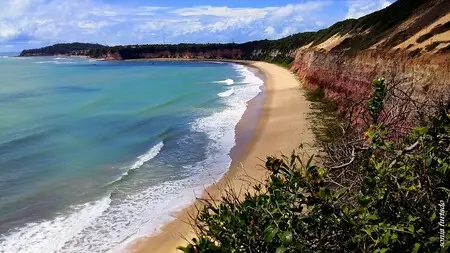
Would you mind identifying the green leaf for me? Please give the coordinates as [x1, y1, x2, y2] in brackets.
[364, 176, 377, 189]
[381, 230, 391, 244]
[318, 187, 331, 200]
[428, 236, 439, 243]
[275, 247, 288, 253]
[408, 215, 418, 222]
[279, 231, 293, 245]
[359, 195, 371, 206]
[367, 214, 378, 220]
[412, 243, 421, 253]
[361, 228, 372, 237]
[391, 233, 398, 241]
[437, 187, 450, 195]
[306, 155, 315, 168]
[333, 187, 348, 199]
[430, 212, 436, 222]
[264, 225, 279, 243]
[413, 127, 428, 136]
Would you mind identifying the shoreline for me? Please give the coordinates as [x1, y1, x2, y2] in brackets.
[129, 61, 315, 253]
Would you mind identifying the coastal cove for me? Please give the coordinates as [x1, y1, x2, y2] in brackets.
[4, 0, 450, 251]
[0, 57, 275, 253]
[130, 61, 315, 253]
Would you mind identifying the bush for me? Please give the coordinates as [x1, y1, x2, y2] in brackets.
[178, 79, 450, 253]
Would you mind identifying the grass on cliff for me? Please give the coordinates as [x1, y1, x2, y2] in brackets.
[417, 20, 450, 44]
[304, 88, 343, 144]
[177, 79, 450, 253]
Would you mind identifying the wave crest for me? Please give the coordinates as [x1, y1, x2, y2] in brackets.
[215, 79, 234, 85]
[217, 88, 234, 98]
[106, 141, 164, 186]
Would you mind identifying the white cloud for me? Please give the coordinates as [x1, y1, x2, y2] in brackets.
[77, 21, 114, 29]
[138, 6, 170, 11]
[0, 21, 20, 40]
[279, 27, 297, 37]
[171, 6, 269, 18]
[89, 9, 118, 17]
[315, 20, 325, 27]
[265, 26, 276, 36]
[0, 0, 392, 51]
[270, 1, 331, 19]
[0, 0, 37, 18]
[346, 0, 392, 19]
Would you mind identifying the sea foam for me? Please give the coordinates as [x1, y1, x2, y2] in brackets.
[35, 60, 77, 65]
[0, 196, 112, 253]
[215, 79, 234, 85]
[0, 179, 202, 253]
[107, 141, 164, 185]
[217, 88, 235, 98]
[0, 64, 264, 253]
[191, 63, 263, 180]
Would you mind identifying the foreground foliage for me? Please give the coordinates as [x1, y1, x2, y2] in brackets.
[178, 79, 450, 252]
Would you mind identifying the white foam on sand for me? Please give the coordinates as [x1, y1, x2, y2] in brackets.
[191, 63, 263, 182]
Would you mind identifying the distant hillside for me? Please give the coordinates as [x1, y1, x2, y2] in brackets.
[19, 43, 106, 57]
[20, 0, 450, 61]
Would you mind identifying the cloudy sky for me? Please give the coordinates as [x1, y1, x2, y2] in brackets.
[0, 0, 393, 52]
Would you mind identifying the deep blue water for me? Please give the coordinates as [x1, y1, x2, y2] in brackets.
[0, 55, 263, 252]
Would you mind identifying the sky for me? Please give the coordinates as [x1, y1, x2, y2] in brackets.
[0, 0, 393, 52]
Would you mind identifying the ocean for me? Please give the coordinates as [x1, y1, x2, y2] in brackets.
[0, 55, 264, 252]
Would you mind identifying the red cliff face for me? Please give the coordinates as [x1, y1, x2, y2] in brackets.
[128, 49, 244, 59]
[291, 49, 450, 128]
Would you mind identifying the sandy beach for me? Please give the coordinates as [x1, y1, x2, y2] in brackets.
[129, 61, 314, 253]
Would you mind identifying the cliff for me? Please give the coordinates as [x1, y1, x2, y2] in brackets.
[291, 0, 450, 128]
[293, 49, 449, 127]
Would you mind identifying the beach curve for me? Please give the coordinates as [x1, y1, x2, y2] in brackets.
[129, 61, 315, 253]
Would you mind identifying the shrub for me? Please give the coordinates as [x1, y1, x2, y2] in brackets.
[178, 79, 450, 252]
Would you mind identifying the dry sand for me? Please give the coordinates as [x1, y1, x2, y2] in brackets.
[129, 61, 314, 253]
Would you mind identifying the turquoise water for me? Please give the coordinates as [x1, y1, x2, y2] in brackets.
[0, 55, 263, 252]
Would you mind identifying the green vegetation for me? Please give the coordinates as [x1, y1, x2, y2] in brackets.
[418, 33, 436, 44]
[19, 43, 106, 56]
[304, 88, 342, 144]
[439, 43, 450, 53]
[425, 40, 450, 51]
[408, 48, 422, 57]
[332, 0, 438, 51]
[417, 21, 450, 44]
[178, 79, 450, 253]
